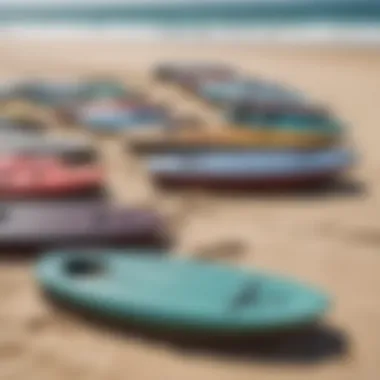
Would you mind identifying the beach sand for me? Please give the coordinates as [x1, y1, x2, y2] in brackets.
[0, 39, 379, 380]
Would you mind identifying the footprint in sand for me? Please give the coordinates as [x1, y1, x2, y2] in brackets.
[24, 314, 54, 334]
[313, 221, 380, 248]
[322, 222, 380, 248]
[0, 281, 20, 296]
[0, 334, 26, 360]
[193, 240, 248, 261]
[344, 226, 380, 248]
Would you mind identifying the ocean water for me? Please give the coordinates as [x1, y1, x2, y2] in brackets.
[1, 0, 380, 45]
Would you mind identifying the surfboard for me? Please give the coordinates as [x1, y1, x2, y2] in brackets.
[225, 102, 342, 136]
[0, 80, 21, 100]
[199, 79, 308, 106]
[145, 148, 354, 190]
[80, 80, 132, 101]
[0, 132, 97, 164]
[176, 71, 239, 93]
[0, 102, 47, 135]
[129, 126, 339, 154]
[14, 80, 83, 107]
[0, 202, 168, 251]
[153, 62, 237, 83]
[77, 103, 167, 132]
[0, 156, 104, 199]
[0, 117, 45, 133]
[36, 250, 330, 334]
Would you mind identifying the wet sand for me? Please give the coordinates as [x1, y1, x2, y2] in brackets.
[0, 39, 379, 380]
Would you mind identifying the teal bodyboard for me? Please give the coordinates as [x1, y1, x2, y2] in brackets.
[36, 250, 330, 334]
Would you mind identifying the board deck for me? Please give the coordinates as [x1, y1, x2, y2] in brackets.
[0, 117, 44, 133]
[0, 133, 97, 164]
[129, 127, 339, 154]
[153, 63, 237, 83]
[0, 202, 168, 251]
[199, 79, 308, 106]
[0, 156, 104, 198]
[78, 107, 167, 131]
[146, 149, 354, 190]
[14, 80, 84, 106]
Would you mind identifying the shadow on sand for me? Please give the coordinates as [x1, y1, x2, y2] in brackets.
[158, 178, 366, 201]
[43, 291, 349, 365]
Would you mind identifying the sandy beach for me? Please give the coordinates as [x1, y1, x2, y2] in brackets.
[0, 39, 380, 380]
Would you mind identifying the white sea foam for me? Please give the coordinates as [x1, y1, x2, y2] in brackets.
[1, 22, 380, 46]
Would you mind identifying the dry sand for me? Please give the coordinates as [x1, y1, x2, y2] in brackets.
[0, 39, 379, 380]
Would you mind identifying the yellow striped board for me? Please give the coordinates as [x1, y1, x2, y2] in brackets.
[129, 126, 341, 154]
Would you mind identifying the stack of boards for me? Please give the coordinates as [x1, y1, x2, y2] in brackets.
[0, 71, 343, 339]
[0, 79, 169, 132]
[126, 62, 355, 190]
[1, 72, 355, 191]
[0, 115, 168, 249]
[0, 120, 100, 198]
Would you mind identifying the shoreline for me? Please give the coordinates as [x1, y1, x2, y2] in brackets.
[1, 36, 380, 49]
[1, 20, 380, 47]
[1, 34, 380, 51]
